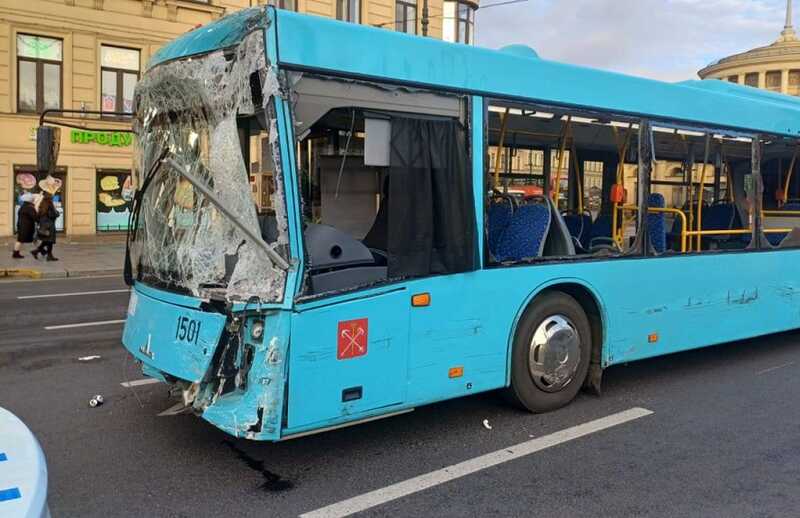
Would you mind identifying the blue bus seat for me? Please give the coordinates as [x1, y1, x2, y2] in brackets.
[589, 214, 614, 249]
[495, 204, 551, 261]
[563, 213, 593, 250]
[648, 193, 666, 253]
[488, 200, 514, 257]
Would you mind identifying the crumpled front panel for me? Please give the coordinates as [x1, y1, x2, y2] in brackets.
[131, 29, 288, 302]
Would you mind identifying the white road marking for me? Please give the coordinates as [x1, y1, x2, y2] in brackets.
[18, 289, 129, 299]
[0, 273, 121, 284]
[756, 361, 795, 376]
[300, 407, 654, 518]
[120, 378, 161, 388]
[44, 319, 125, 330]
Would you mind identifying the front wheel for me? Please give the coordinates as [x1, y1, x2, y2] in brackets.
[507, 291, 591, 413]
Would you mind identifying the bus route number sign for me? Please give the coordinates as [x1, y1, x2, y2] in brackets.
[337, 318, 368, 360]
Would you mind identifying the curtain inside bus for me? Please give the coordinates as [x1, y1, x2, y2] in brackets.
[387, 116, 475, 277]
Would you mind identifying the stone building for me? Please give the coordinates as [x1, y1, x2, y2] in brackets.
[699, 0, 800, 95]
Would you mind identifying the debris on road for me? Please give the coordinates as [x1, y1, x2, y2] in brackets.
[89, 395, 104, 408]
[482, 419, 492, 430]
[78, 355, 101, 361]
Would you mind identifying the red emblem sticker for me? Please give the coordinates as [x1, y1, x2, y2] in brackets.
[337, 318, 368, 360]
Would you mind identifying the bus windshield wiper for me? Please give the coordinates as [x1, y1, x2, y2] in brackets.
[163, 158, 291, 271]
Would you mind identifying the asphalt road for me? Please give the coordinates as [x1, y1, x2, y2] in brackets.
[2, 276, 800, 517]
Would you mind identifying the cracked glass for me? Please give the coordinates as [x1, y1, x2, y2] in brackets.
[129, 29, 289, 302]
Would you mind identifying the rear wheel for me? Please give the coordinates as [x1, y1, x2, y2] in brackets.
[508, 291, 591, 413]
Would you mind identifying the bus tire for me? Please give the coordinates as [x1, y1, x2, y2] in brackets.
[508, 291, 591, 413]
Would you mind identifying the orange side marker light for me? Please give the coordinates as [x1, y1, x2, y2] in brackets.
[411, 293, 431, 307]
[648, 333, 659, 343]
[449, 366, 464, 379]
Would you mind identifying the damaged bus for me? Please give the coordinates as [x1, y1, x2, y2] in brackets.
[111, 6, 800, 440]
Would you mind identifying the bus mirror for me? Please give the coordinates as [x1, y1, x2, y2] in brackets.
[364, 117, 391, 167]
[36, 126, 61, 175]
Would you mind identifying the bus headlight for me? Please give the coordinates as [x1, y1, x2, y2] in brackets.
[251, 320, 265, 341]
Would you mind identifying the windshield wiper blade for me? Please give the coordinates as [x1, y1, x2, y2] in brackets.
[163, 158, 291, 271]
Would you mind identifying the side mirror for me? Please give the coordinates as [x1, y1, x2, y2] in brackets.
[36, 126, 61, 175]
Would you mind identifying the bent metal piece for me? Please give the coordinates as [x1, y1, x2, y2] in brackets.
[163, 158, 290, 271]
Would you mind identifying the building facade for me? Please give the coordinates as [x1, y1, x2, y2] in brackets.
[0, 0, 478, 237]
[699, 0, 800, 96]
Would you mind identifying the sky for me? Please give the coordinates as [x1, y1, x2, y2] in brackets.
[475, 0, 792, 82]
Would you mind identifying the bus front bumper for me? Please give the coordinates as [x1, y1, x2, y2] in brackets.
[122, 284, 290, 441]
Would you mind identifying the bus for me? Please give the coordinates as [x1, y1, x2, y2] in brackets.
[115, 6, 800, 441]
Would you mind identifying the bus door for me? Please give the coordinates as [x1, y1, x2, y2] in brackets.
[287, 290, 410, 430]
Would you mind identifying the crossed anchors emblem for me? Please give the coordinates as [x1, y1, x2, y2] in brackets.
[340, 323, 366, 357]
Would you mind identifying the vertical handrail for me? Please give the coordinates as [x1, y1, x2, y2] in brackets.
[492, 107, 509, 189]
[552, 116, 572, 206]
[695, 134, 712, 251]
[611, 123, 632, 247]
[571, 143, 584, 214]
[781, 145, 799, 205]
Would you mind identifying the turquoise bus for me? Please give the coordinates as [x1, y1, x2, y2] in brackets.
[118, 6, 800, 440]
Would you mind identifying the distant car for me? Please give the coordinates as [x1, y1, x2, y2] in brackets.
[0, 407, 49, 518]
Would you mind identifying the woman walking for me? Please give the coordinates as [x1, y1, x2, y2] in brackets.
[12, 193, 37, 259]
[32, 192, 59, 261]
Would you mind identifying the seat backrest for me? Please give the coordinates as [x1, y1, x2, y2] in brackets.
[488, 200, 514, 256]
[590, 214, 612, 241]
[563, 213, 592, 250]
[648, 193, 666, 253]
[701, 203, 736, 231]
[495, 203, 551, 261]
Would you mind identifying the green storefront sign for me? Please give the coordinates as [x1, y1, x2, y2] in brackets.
[70, 130, 133, 147]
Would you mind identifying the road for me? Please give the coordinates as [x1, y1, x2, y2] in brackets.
[2, 276, 800, 517]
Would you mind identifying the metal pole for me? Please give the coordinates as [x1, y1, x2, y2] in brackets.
[422, 0, 429, 36]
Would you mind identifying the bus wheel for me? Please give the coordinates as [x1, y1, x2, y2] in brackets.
[508, 291, 591, 413]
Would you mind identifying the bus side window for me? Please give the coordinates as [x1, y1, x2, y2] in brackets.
[485, 100, 641, 261]
[761, 136, 800, 248]
[290, 73, 476, 296]
[649, 125, 757, 254]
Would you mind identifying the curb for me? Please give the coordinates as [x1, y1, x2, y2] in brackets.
[0, 268, 123, 280]
[0, 269, 42, 279]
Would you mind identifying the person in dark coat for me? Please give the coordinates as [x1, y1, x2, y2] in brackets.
[32, 192, 59, 261]
[13, 193, 37, 259]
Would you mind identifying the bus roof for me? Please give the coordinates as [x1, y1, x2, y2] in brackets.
[150, 6, 800, 139]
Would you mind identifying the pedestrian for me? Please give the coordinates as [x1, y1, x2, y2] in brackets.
[32, 192, 59, 261]
[12, 193, 37, 259]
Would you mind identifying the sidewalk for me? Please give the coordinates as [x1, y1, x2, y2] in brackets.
[1, 234, 126, 279]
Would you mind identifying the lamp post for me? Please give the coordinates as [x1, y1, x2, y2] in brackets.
[422, 0, 429, 36]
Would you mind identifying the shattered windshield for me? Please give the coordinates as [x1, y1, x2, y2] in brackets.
[129, 29, 289, 302]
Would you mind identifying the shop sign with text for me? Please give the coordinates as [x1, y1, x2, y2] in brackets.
[70, 130, 133, 147]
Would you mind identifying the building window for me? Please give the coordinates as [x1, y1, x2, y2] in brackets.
[766, 70, 782, 92]
[14, 166, 67, 232]
[16, 34, 62, 113]
[97, 170, 133, 231]
[267, 0, 296, 9]
[101, 46, 140, 115]
[788, 69, 800, 96]
[443, 1, 475, 44]
[395, 0, 417, 34]
[744, 72, 759, 88]
[336, 0, 360, 23]
[728, 75, 738, 84]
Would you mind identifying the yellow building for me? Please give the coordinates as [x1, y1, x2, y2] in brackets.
[0, 0, 479, 237]
[699, 0, 800, 95]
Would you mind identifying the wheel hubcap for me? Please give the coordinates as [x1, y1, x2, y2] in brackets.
[528, 314, 581, 392]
